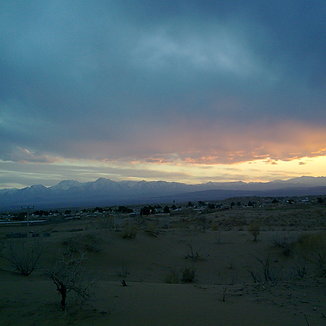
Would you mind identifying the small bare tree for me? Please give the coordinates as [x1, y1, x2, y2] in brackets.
[1, 240, 42, 276]
[49, 249, 91, 311]
[248, 222, 260, 242]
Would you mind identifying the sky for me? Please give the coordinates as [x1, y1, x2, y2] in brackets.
[1, 0, 326, 188]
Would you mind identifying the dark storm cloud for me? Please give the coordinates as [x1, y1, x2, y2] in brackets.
[0, 0, 325, 164]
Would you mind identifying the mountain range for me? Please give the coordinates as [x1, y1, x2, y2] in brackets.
[1, 176, 326, 210]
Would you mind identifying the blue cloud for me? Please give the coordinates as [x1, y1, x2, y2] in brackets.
[0, 0, 325, 165]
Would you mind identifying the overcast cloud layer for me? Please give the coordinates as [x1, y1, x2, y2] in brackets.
[1, 0, 325, 186]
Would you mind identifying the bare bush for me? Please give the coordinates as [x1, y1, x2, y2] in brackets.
[1, 240, 42, 276]
[248, 222, 260, 242]
[121, 224, 137, 239]
[256, 256, 276, 282]
[272, 236, 293, 257]
[295, 232, 326, 277]
[185, 244, 201, 262]
[249, 255, 278, 283]
[221, 287, 227, 302]
[292, 260, 307, 279]
[49, 249, 92, 311]
[181, 266, 196, 283]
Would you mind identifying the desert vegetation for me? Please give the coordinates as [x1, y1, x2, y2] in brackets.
[248, 221, 260, 242]
[49, 249, 91, 311]
[0, 196, 325, 325]
[0, 239, 42, 276]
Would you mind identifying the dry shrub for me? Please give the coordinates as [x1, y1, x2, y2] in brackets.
[1, 240, 42, 276]
[165, 266, 196, 283]
[121, 224, 137, 239]
[272, 236, 293, 257]
[181, 266, 196, 283]
[248, 221, 260, 242]
[295, 232, 326, 276]
[49, 249, 92, 311]
[185, 244, 201, 262]
[248, 255, 279, 283]
[297, 232, 326, 250]
[62, 234, 101, 253]
[292, 259, 307, 279]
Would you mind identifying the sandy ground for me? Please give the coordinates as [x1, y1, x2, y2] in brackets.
[0, 206, 325, 325]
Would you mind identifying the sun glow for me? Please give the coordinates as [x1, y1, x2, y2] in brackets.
[128, 155, 326, 184]
[1, 153, 326, 189]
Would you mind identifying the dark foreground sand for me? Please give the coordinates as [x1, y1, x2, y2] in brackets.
[1, 207, 325, 325]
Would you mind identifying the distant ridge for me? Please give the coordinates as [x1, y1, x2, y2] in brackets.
[0, 176, 326, 210]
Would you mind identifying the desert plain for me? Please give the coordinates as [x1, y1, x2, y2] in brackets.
[0, 198, 325, 326]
